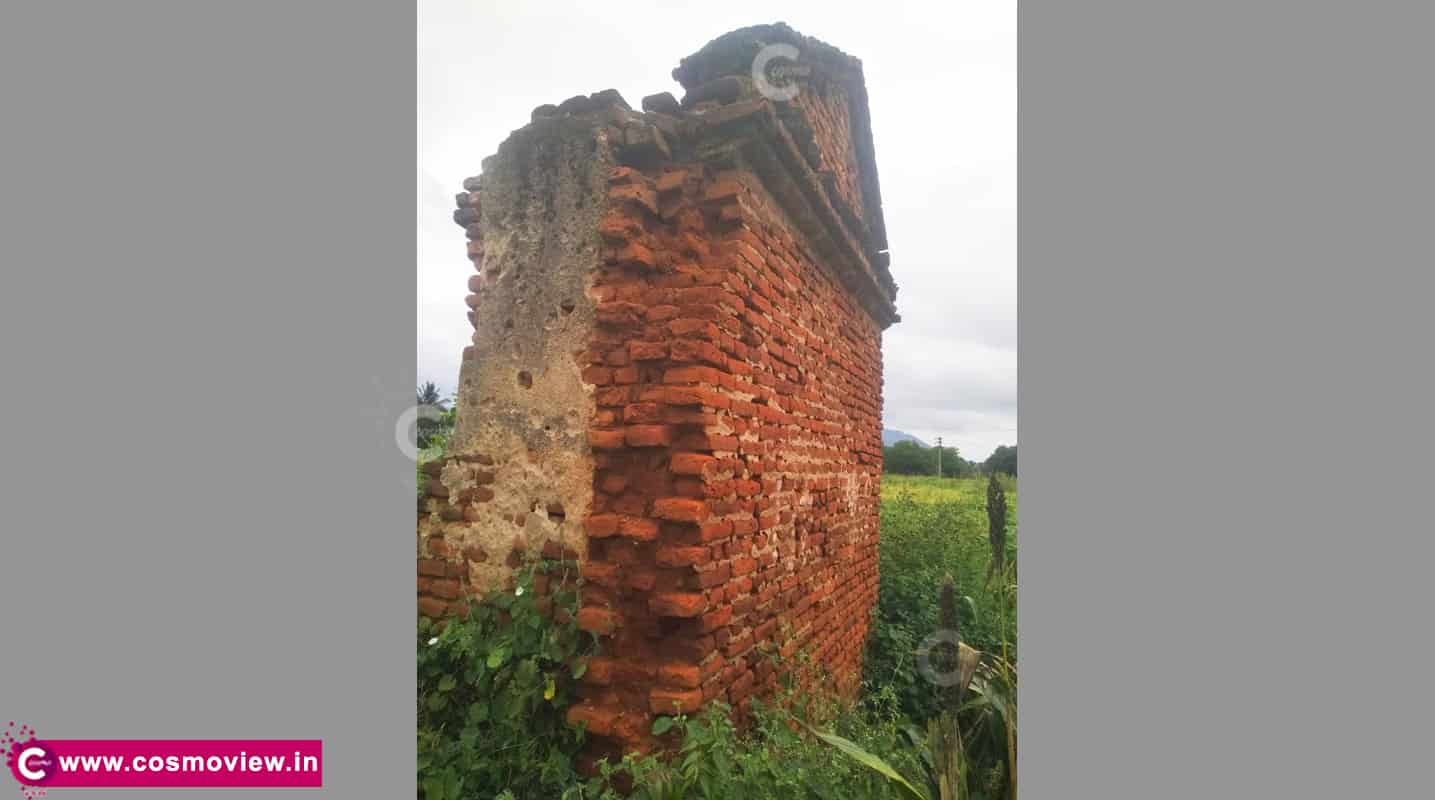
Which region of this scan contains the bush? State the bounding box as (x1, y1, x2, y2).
(864, 477, 1016, 724)
(416, 562, 596, 800)
(592, 688, 926, 800)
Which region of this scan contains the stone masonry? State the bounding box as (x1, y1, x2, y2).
(417, 23, 899, 761)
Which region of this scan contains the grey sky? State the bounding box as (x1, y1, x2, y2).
(418, 0, 1015, 461)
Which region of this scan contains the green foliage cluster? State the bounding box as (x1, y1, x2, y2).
(827, 659, 1016, 800)
(865, 477, 1017, 721)
(982, 445, 1016, 477)
(416, 562, 596, 800)
(594, 688, 926, 800)
(882, 441, 975, 477)
(417, 382, 456, 450)
(415, 382, 456, 497)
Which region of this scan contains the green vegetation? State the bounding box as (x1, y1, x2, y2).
(882, 441, 976, 477)
(983, 446, 1016, 477)
(416, 383, 456, 496)
(417, 475, 1017, 799)
(417, 561, 596, 800)
(865, 476, 1016, 721)
(417, 382, 456, 450)
(881, 440, 1015, 480)
(595, 694, 927, 800)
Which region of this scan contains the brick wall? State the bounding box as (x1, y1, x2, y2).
(421, 22, 898, 761)
(793, 85, 866, 222)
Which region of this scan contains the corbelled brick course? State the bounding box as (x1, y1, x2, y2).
(418, 22, 898, 761)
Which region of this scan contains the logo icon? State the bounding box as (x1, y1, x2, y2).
(751, 43, 804, 102)
(4, 723, 51, 798)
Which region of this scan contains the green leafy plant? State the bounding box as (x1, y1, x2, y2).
(865, 477, 1017, 722)
(416, 560, 597, 800)
(590, 692, 926, 800)
(416, 382, 455, 450)
(811, 727, 931, 800)
(960, 657, 1016, 800)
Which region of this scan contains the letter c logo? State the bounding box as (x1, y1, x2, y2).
(17, 745, 49, 780)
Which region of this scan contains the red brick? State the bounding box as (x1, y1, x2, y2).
(650, 592, 707, 618)
(669, 318, 719, 338)
(598, 214, 642, 244)
(698, 520, 734, 541)
(567, 704, 620, 737)
(623, 403, 662, 424)
(577, 608, 620, 636)
(589, 428, 626, 449)
(613, 366, 640, 384)
(585, 514, 621, 537)
(618, 515, 660, 541)
(646, 304, 679, 322)
(625, 568, 658, 591)
(581, 366, 613, 385)
(653, 498, 708, 522)
(614, 241, 657, 271)
(696, 563, 731, 588)
(640, 385, 728, 408)
(610, 183, 658, 216)
(581, 657, 616, 686)
(670, 339, 726, 366)
(656, 169, 690, 193)
(650, 687, 704, 715)
(417, 597, 447, 618)
(655, 546, 709, 568)
(728, 670, 756, 703)
(663, 366, 723, 385)
(704, 178, 744, 203)
(596, 301, 645, 326)
(629, 340, 668, 360)
(580, 561, 620, 587)
(598, 472, 628, 494)
(670, 452, 716, 476)
(625, 425, 672, 447)
(657, 662, 703, 689)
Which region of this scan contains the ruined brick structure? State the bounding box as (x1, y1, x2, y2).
(417, 23, 898, 760)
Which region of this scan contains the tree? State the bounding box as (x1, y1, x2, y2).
(983, 445, 1016, 477)
(416, 381, 445, 409)
(883, 440, 967, 477)
(416, 382, 452, 450)
(883, 440, 932, 475)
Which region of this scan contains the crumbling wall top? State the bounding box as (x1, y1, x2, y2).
(672, 23, 890, 289)
(464, 23, 898, 327)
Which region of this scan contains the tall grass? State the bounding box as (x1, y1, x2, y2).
(865, 476, 1017, 722)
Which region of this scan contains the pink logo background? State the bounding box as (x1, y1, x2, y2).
(5, 725, 321, 792)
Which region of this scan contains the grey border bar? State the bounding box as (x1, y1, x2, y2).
(1022, 1, 1433, 796)
(0, 2, 414, 797)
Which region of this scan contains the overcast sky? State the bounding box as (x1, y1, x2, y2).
(419, 0, 1014, 461)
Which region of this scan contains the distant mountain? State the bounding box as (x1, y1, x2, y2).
(882, 429, 928, 447)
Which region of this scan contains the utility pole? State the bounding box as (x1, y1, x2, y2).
(935, 436, 943, 478)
